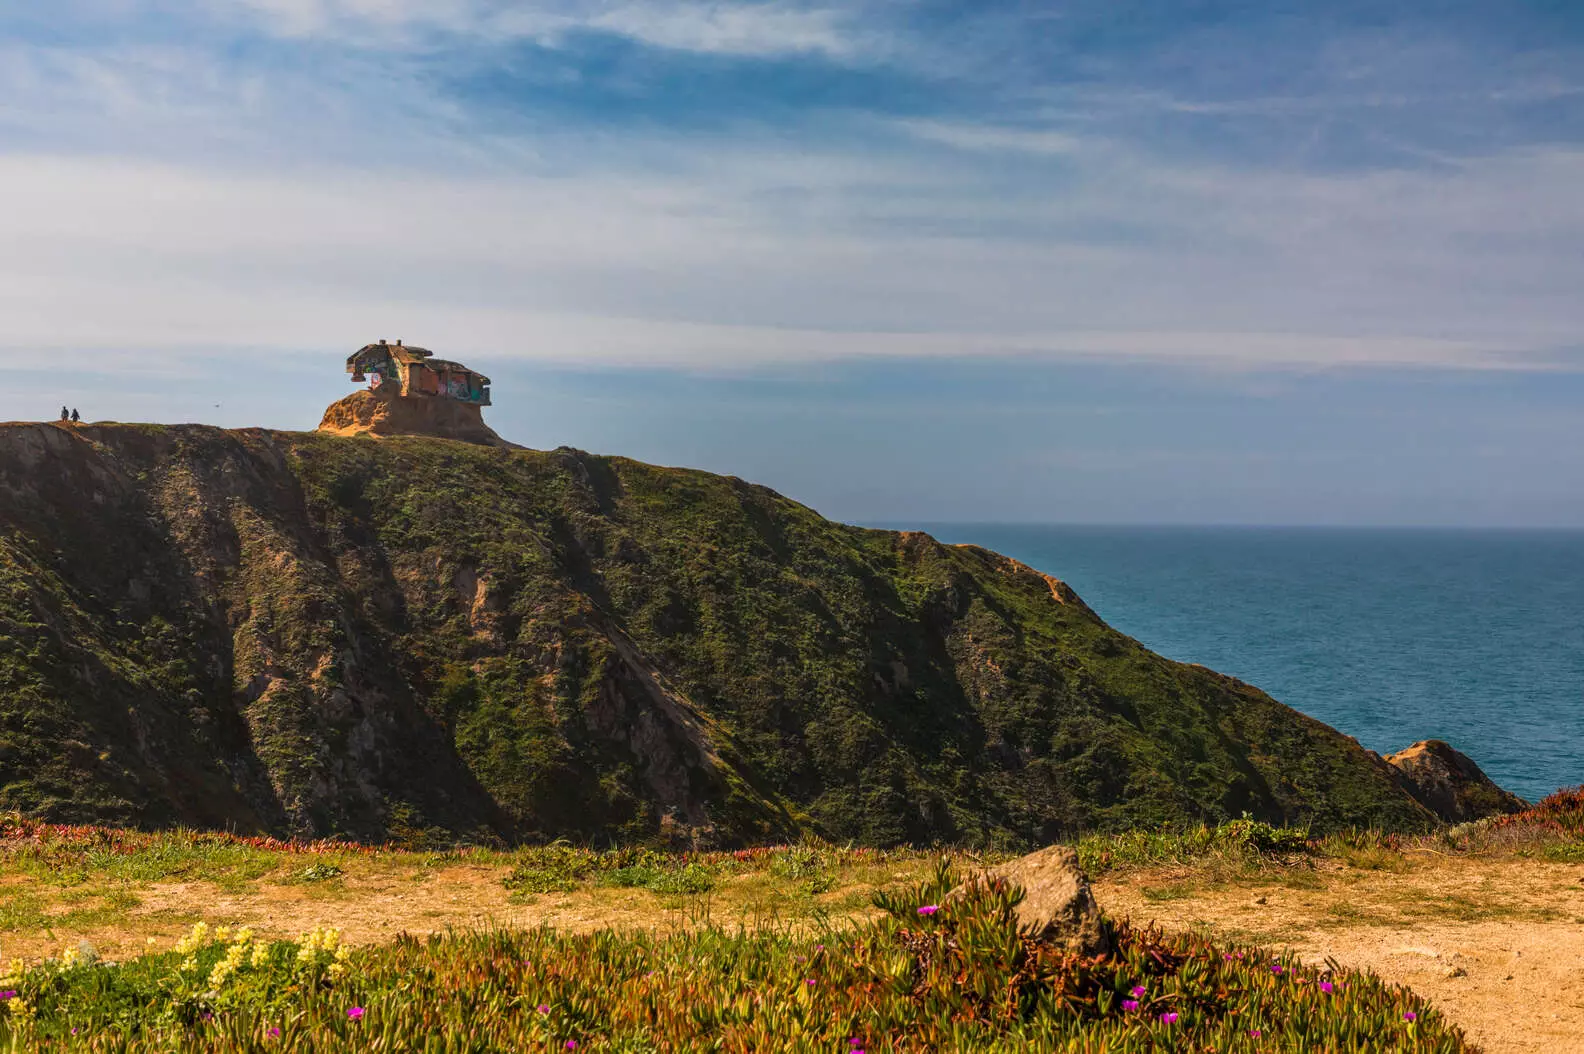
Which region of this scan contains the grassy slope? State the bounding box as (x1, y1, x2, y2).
(0, 422, 1432, 844)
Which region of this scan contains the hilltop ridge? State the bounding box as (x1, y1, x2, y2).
(0, 420, 1500, 845)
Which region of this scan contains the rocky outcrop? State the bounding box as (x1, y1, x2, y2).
(1384, 740, 1527, 823)
(950, 845, 1109, 955)
(318, 389, 514, 447)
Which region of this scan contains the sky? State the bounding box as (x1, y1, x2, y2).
(3, 1, 1583, 526)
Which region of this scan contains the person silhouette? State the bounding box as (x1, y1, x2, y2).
(70, 408, 80, 423)
(60, 406, 69, 421)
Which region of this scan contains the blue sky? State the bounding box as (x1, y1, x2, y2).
(3, 1, 1583, 525)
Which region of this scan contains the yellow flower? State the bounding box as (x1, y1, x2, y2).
(175, 922, 211, 955)
(207, 940, 250, 988)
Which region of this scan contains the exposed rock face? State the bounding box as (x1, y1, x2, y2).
(318, 389, 514, 447)
(1384, 740, 1527, 823)
(951, 845, 1109, 955)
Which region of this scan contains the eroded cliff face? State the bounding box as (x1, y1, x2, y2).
(318, 389, 514, 448)
(0, 421, 1464, 845)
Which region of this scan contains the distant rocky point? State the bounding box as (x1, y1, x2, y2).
(317, 340, 514, 447)
(1382, 739, 1527, 822)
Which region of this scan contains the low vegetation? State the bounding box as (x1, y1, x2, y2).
(4, 806, 1580, 1049)
(0, 864, 1469, 1053)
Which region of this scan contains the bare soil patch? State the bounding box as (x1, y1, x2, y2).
(1096, 855, 1584, 1054)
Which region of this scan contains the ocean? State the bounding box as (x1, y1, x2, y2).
(888, 525, 1584, 804)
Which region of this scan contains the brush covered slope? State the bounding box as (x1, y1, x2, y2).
(0, 421, 1438, 845)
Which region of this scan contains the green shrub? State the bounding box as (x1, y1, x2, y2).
(1541, 841, 1584, 862)
(1220, 817, 1311, 856)
(298, 862, 345, 882)
(769, 844, 836, 894)
(598, 865, 665, 889)
(502, 845, 594, 895)
(1076, 818, 1314, 875)
(647, 863, 716, 895)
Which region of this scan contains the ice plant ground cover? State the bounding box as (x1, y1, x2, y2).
(0, 863, 1470, 1053)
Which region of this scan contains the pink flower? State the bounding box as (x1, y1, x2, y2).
(1130, 985, 1146, 997)
(347, 1007, 365, 1021)
(805, 978, 815, 986)
(267, 1027, 282, 1038)
(1404, 1011, 1417, 1022)
(1122, 999, 1140, 1012)
(1320, 981, 1334, 993)
(1160, 1012, 1179, 1024)
(537, 1004, 550, 1013)
(565, 1042, 577, 1050)
(917, 905, 939, 916)
(0, 992, 15, 1001)
(1271, 964, 1284, 974)
(1249, 1029, 1262, 1037)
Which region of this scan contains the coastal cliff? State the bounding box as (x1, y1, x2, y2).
(0, 420, 1482, 844)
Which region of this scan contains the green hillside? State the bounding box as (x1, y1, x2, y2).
(0, 422, 1436, 845)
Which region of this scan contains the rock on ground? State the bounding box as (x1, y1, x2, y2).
(952, 844, 1110, 956)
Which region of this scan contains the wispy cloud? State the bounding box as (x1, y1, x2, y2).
(895, 120, 1085, 156)
(223, 0, 865, 59)
(0, 0, 1581, 377)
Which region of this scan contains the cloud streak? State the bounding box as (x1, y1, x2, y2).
(222, 0, 865, 59)
(1, 0, 1581, 378)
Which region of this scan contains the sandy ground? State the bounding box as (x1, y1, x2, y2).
(1097, 855, 1584, 1054)
(1, 864, 849, 962)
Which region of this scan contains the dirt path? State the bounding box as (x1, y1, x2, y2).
(1096, 855, 1584, 1054)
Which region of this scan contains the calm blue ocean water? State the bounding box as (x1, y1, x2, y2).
(887, 525, 1584, 803)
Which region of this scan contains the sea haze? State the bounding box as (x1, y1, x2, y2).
(880, 525, 1584, 804)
